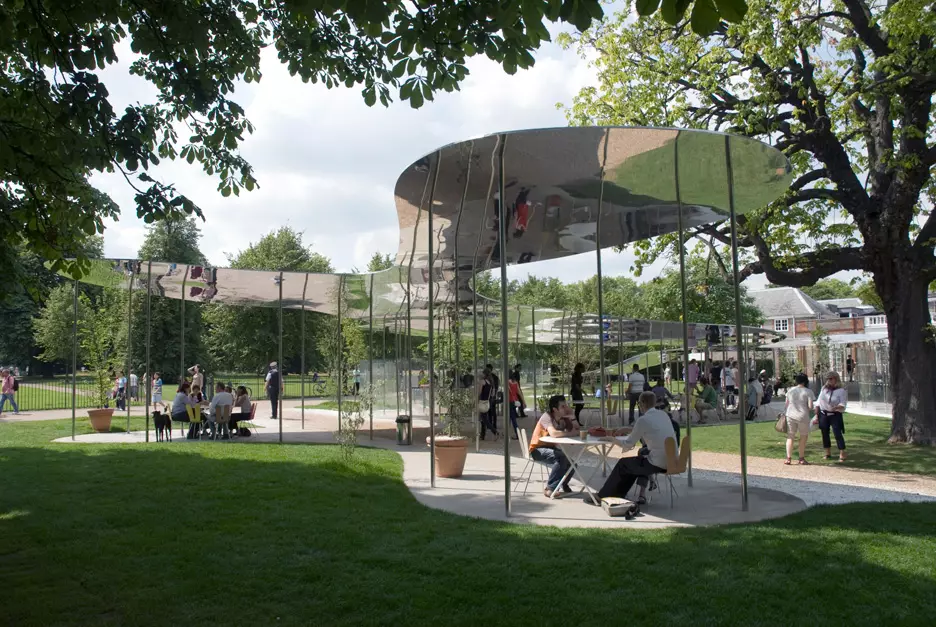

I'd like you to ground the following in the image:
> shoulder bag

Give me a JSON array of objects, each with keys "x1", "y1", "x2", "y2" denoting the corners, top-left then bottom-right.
[{"x1": 774, "y1": 412, "x2": 788, "y2": 433}]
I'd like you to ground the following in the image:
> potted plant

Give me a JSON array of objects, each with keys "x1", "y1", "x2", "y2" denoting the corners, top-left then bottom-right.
[
  {"x1": 80, "y1": 292, "x2": 120, "y2": 432},
  {"x1": 429, "y1": 386, "x2": 475, "y2": 478}
]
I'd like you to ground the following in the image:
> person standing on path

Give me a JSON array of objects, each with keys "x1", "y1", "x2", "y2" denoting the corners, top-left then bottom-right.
[
  {"x1": 188, "y1": 365, "x2": 204, "y2": 392},
  {"x1": 0, "y1": 368, "x2": 20, "y2": 415},
  {"x1": 817, "y1": 371, "x2": 848, "y2": 462},
  {"x1": 152, "y1": 373, "x2": 164, "y2": 412},
  {"x1": 266, "y1": 362, "x2": 283, "y2": 420},
  {"x1": 783, "y1": 374, "x2": 815, "y2": 465},
  {"x1": 129, "y1": 371, "x2": 139, "y2": 401},
  {"x1": 687, "y1": 359, "x2": 699, "y2": 392},
  {"x1": 353, "y1": 367, "x2": 362, "y2": 396},
  {"x1": 569, "y1": 363, "x2": 585, "y2": 427},
  {"x1": 663, "y1": 364, "x2": 672, "y2": 389},
  {"x1": 626, "y1": 364, "x2": 646, "y2": 425}
]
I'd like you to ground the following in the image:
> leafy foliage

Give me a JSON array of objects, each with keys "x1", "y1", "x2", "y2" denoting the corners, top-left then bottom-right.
[
  {"x1": 78, "y1": 289, "x2": 123, "y2": 408},
  {"x1": 365, "y1": 253, "x2": 395, "y2": 272},
  {"x1": 0, "y1": 0, "x2": 614, "y2": 296},
  {"x1": 798, "y1": 279, "x2": 856, "y2": 302},
  {"x1": 33, "y1": 285, "x2": 88, "y2": 364},
  {"x1": 561, "y1": 1, "x2": 936, "y2": 442}
]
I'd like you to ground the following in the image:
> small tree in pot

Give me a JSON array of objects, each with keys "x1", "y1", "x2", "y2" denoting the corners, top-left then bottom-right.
[
  {"x1": 430, "y1": 385, "x2": 476, "y2": 478},
  {"x1": 81, "y1": 290, "x2": 122, "y2": 432}
]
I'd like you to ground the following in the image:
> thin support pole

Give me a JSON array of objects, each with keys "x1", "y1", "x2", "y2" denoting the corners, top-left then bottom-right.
[
  {"x1": 394, "y1": 318, "x2": 401, "y2": 418},
  {"x1": 145, "y1": 261, "x2": 152, "y2": 443},
  {"x1": 278, "y1": 271, "x2": 284, "y2": 443},
  {"x1": 596, "y1": 129, "x2": 609, "y2": 429},
  {"x1": 725, "y1": 135, "x2": 749, "y2": 511},
  {"x1": 429, "y1": 153, "x2": 439, "y2": 483},
  {"x1": 301, "y1": 273, "x2": 309, "y2": 430},
  {"x1": 473, "y1": 273, "x2": 480, "y2": 452},
  {"x1": 71, "y1": 278, "x2": 78, "y2": 441},
  {"x1": 368, "y1": 274, "x2": 375, "y2": 441},
  {"x1": 677, "y1": 138, "x2": 693, "y2": 484},
  {"x1": 180, "y1": 269, "x2": 187, "y2": 385},
  {"x1": 496, "y1": 135, "x2": 511, "y2": 516},
  {"x1": 337, "y1": 276, "x2": 343, "y2": 432},
  {"x1": 126, "y1": 264, "x2": 133, "y2": 432},
  {"x1": 405, "y1": 290, "x2": 413, "y2": 444},
  {"x1": 531, "y1": 306, "x2": 537, "y2": 417},
  {"x1": 382, "y1": 322, "x2": 388, "y2": 413},
  {"x1": 618, "y1": 317, "x2": 624, "y2": 424}
]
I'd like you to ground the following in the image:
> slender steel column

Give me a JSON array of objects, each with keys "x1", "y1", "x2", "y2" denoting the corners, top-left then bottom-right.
[
  {"x1": 531, "y1": 306, "x2": 537, "y2": 417},
  {"x1": 180, "y1": 269, "x2": 186, "y2": 385},
  {"x1": 472, "y1": 273, "x2": 480, "y2": 452},
  {"x1": 426, "y1": 152, "x2": 441, "y2": 484},
  {"x1": 596, "y1": 130, "x2": 609, "y2": 429},
  {"x1": 125, "y1": 263, "x2": 133, "y2": 432},
  {"x1": 675, "y1": 137, "x2": 693, "y2": 486},
  {"x1": 145, "y1": 261, "x2": 152, "y2": 443},
  {"x1": 496, "y1": 135, "x2": 511, "y2": 516},
  {"x1": 725, "y1": 135, "x2": 749, "y2": 510},
  {"x1": 368, "y1": 274, "x2": 375, "y2": 440},
  {"x1": 71, "y1": 278, "x2": 78, "y2": 441},
  {"x1": 405, "y1": 288, "x2": 413, "y2": 444},
  {"x1": 301, "y1": 273, "x2": 309, "y2": 430},
  {"x1": 278, "y1": 271, "x2": 284, "y2": 443},
  {"x1": 394, "y1": 318, "x2": 401, "y2": 418},
  {"x1": 337, "y1": 276, "x2": 343, "y2": 432},
  {"x1": 382, "y1": 321, "x2": 388, "y2": 413},
  {"x1": 618, "y1": 317, "x2": 624, "y2": 423}
]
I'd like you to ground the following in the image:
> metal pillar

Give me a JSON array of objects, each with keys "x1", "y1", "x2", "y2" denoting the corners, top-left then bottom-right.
[
  {"x1": 336, "y1": 276, "x2": 343, "y2": 431},
  {"x1": 301, "y1": 273, "x2": 309, "y2": 430},
  {"x1": 675, "y1": 135, "x2": 693, "y2": 486},
  {"x1": 405, "y1": 287, "x2": 413, "y2": 445},
  {"x1": 618, "y1": 317, "x2": 624, "y2": 423},
  {"x1": 531, "y1": 306, "x2": 537, "y2": 417},
  {"x1": 725, "y1": 135, "x2": 749, "y2": 510},
  {"x1": 278, "y1": 271, "x2": 284, "y2": 443},
  {"x1": 368, "y1": 274, "x2": 375, "y2": 440},
  {"x1": 125, "y1": 263, "x2": 133, "y2": 432},
  {"x1": 180, "y1": 269, "x2": 186, "y2": 385},
  {"x1": 496, "y1": 135, "x2": 511, "y2": 516},
  {"x1": 145, "y1": 261, "x2": 152, "y2": 443},
  {"x1": 71, "y1": 278, "x2": 78, "y2": 440},
  {"x1": 394, "y1": 318, "x2": 401, "y2": 418},
  {"x1": 426, "y1": 152, "x2": 441, "y2": 485},
  {"x1": 473, "y1": 273, "x2": 480, "y2": 452},
  {"x1": 596, "y1": 130, "x2": 609, "y2": 429}
]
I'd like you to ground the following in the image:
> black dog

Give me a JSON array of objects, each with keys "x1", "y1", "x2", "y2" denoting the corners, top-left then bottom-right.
[{"x1": 153, "y1": 411, "x2": 172, "y2": 442}]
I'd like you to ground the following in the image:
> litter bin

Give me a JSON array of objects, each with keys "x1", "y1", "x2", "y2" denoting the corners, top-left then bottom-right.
[{"x1": 395, "y1": 415, "x2": 411, "y2": 445}]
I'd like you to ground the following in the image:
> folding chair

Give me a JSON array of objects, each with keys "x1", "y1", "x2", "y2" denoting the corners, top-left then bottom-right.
[
  {"x1": 512, "y1": 429, "x2": 546, "y2": 495},
  {"x1": 663, "y1": 436, "x2": 691, "y2": 508},
  {"x1": 234, "y1": 402, "x2": 260, "y2": 437},
  {"x1": 211, "y1": 405, "x2": 232, "y2": 440},
  {"x1": 185, "y1": 404, "x2": 203, "y2": 440}
]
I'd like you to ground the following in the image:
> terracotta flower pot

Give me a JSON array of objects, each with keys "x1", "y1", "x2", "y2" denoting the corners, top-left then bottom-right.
[
  {"x1": 429, "y1": 436, "x2": 469, "y2": 478},
  {"x1": 87, "y1": 408, "x2": 114, "y2": 433}
]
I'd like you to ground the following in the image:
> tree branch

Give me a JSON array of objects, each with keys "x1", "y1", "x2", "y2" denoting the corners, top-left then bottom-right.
[{"x1": 840, "y1": 0, "x2": 892, "y2": 57}]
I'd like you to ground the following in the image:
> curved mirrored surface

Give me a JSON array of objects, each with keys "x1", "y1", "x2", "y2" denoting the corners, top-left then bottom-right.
[{"x1": 66, "y1": 126, "x2": 792, "y2": 342}]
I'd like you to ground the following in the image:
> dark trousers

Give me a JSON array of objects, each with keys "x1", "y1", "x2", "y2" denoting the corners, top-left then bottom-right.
[
  {"x1": 269, "y1": 390, "x2": 279, "y2": 418},
  {"x1": 571, "y1": 393, "x2": 584, "y2": 424},
  {"x1": 531, "y1": 447, "x2": 574, "y2": 491},
  {"x1": 628, "y1": 393, "x2": 641, "y2": 424},
  {"x1": 597, "y1": 456, "x2": 667, "y2": 500},
  {"x1": 819, "y1": 411, "x2": 846, "y2": 450},
  {"x1": 480, "y1": 409, "x2": 498, "y2": 438},
  {"x1": 509, "y1": 403, "x2": 520, "y2": 435}
]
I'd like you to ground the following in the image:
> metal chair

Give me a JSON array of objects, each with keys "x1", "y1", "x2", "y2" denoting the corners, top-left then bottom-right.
[{"x1": 512, "y1": 428, "x2": 546, "y2": 495}]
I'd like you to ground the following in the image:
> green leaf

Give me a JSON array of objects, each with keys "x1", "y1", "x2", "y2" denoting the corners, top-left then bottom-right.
[
  {"x1": 690, "y1": 0, "x2": 719, "y2": 34},
  {"x1": 363, "y1": 87, "x2": 376, "y2": 107},
  {"x1": 661, "y1": 0, "x2": 692, "y2": 24},
  {"x1": 409, "y1": 89, "x2": 424, "y2": 109},
  {"x1": 636, "y1": 0, "x2": 662, "y2": 16},
  {"x1": 391, "y1": 59, "x2": 407, "y2": 78},
  {"x1": 713, "y1": 0, "x2": 747, "y2": 23}
]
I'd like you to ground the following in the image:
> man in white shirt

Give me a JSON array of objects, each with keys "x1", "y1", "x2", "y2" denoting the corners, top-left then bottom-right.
[
  {"x1": 208, "y1": 382, "x2": 234, "y2": 439},
  {"x1": 721, "y1": 362, "x2": 736, "y2": 409},
  {"x1": 587, "y1": 392, "x2": 676, "y2": 505},
  {"x1": 626, "y1": 364, "x2": 646, "y2": 425},
  {"x1": 129, "y1": 372, "x2": 139, "y2": 400}
]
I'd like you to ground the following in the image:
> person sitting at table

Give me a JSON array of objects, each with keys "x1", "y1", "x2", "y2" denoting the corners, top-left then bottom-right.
[
  {"x1": 232, "y1": 385, "x2": 251, "y2": 432},
  {"x1": 170, "y1": 382, "x2": 197, "y2": 436},
  {"x1": 208, "y1": 382, "x2": 235, "y2": 440},
  {"x1": 693, "y1": 376, "x2": 718, "y2": 423},
  {"x1": 187, "y1": 384, "x2": 209, "y2": 439},
  {"x1": 529, "y1": 395, "x2": 577, "y2": 498},
  {"x1": 586, "y1": 391, "x2": 676, "y2": 507},
  {"x1": 651, "y1": 379, "x2": 675, "y2": 412}
]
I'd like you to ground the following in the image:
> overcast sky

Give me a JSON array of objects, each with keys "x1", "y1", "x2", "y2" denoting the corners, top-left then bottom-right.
[{"x1": 93, "y1": 24, "x2": 786, "y2": 288}]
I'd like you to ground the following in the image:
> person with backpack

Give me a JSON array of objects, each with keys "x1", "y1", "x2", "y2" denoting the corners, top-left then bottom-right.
[{"x1": 0, "y1": 368, "x2": 20, "y2": 415}]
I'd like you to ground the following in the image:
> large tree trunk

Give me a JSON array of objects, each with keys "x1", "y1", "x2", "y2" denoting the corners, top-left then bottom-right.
[{"x1": 880, "y1": 271, "x2": 936, "y2": 445}]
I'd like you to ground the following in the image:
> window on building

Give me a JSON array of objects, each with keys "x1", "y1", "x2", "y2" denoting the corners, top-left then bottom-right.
[{"x1": 774, "y1": 318, "x2": 789, "y2": 332}]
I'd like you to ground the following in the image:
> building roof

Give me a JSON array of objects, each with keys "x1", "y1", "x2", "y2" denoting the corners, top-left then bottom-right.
[
  {"x1": 817, "y1": 298, "x2": 866, "y2": 309},
  {"x1": 749, "y1": 287, "x2": 834, "y2": 319}
]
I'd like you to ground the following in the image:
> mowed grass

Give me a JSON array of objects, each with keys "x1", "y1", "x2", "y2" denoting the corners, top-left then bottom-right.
[
  {"x1": 1, "y1": 419, "x2": 935, "y2": 626},
  {"x1": 692, "y1": 413, "x2": 936, "y2": 476}
]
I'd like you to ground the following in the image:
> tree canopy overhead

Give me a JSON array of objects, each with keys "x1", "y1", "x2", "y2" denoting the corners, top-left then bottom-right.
[
  {"x1": 0, "y1": 0, "x2": 621, "y2": 298},
  {"x1": 562, "y1": 0, "x2": 936, "y2": 443}
]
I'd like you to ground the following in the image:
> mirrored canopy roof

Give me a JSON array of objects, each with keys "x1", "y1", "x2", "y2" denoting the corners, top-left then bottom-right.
[{"x1": 67, "y1": 127, "x2": 792, "y2": 344}]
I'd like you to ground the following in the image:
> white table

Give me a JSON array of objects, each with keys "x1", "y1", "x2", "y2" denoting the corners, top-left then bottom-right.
[{"x1": 538, "y1": 435, "x2": 626, "y2": 500}]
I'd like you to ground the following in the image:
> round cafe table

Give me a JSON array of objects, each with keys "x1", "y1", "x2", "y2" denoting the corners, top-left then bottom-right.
[{"x1": 538, "y1": 432, "x2": 631, "y2": 500}]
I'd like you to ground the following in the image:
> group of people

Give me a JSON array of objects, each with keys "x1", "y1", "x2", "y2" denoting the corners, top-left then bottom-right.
[
  {"x1": 528, "y1": 391, "x2": 678, "y2": 506},
  {"x1": 169, "y1": 380, "x2": 253, "y2": 439},
  {"x1": 477, "y1": 363, "x2": 528, "y2": 441},
  {"x1": 782, "y1": 370, "x2": 849, "y2": 464}
]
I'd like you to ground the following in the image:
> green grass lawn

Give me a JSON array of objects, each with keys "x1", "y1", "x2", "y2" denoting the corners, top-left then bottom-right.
[
  {"x1": 692, "y1": 413, "x2": 936, "y2": 476},
  {"x1": 1, "y1": 418, "x2": 935, "y2": 626}
]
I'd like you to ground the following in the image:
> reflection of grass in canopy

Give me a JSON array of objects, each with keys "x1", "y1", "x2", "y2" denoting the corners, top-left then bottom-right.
[
  {"x1": 609, "y1": 133, "x2": 789, "y2": 214},
  {"x1": 1, "y1": 417, "x2": 934, "y2": 625}
]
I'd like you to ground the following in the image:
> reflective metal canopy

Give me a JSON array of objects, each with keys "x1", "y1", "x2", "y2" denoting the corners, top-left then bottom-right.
[{"x1": 69, "y1": 126, "x2": 792, "y2": 341}]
